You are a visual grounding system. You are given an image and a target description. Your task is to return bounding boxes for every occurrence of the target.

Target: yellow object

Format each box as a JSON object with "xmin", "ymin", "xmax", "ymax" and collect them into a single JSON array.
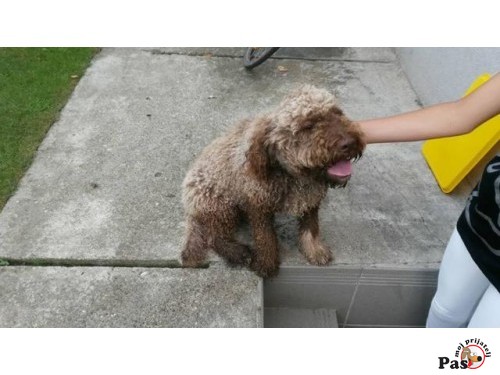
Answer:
[{"xmin": 422, "ymin": 73, "xmax": 500, "ymax": 193}]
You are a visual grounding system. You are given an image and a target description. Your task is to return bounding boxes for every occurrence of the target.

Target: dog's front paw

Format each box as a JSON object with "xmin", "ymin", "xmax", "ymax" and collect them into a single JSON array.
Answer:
[
  {"xmin": 250, "ymin": 258, "xmax": 280, "ymax": 278},
  {"xmin": 303, "ymin": 243, "xmax": 333, "ymax": 266}
]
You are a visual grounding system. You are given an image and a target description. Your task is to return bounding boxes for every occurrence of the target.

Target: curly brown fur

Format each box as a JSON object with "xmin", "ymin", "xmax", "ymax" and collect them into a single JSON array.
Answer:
[{"xmin": 181, "ymin": 85, "xmax": 365, "ymax": 278}]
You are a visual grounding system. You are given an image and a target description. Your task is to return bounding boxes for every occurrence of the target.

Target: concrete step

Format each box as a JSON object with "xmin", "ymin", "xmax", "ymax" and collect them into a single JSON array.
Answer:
[
  {"xmin": 0, "ymin": 266, "xmax": 263, "ymax": 327},
  {"xmin": 264, "ymin": 266, "xmax": 437, "ymax": 328},
  {"xmin": 264, "ymin": 307, "xmax": 339, "ymax": 328}
]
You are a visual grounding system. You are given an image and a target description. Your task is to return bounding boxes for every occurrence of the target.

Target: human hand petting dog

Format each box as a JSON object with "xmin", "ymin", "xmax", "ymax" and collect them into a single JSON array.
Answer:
[
  {"xmin": 181, "ymin": 85, "xmax": 365, "ymax": 278},
  {"xmin": 358, "ymin": 73, "xmax": 500, "ymax": 144}
]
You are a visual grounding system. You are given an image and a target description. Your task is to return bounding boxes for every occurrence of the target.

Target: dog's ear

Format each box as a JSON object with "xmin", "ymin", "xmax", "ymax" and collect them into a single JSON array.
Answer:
[
  {"xmin": 461, "ymin": 348, "xmax": 470, "ymax": 360},
  {"xmin": 246, "ymin": 120, "xmax": 271, "ymax": 181}
]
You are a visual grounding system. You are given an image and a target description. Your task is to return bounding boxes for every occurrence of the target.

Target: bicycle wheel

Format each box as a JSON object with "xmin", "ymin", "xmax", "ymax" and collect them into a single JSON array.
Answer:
[{"xmin": 243, "ymin": 47, "xmax": 279, "ymax": 69}]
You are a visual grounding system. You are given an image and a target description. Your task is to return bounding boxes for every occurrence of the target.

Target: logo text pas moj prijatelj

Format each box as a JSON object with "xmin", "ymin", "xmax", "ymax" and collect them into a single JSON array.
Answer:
[{"xmin": 439, "ymin": 338, "xmax": 491, "ymax": 370}]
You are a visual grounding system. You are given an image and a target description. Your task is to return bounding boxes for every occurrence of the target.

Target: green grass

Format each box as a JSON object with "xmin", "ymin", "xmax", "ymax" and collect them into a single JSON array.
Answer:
[{"xmin": 0, "ymin": 48, "xmax": 99, "ymax": 209}]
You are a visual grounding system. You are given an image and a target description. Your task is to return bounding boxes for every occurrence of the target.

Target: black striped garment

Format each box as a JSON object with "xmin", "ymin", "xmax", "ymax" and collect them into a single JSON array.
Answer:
[{"xmin": 457, "ymin": 154, "xmax": 500, "ymax": 292}]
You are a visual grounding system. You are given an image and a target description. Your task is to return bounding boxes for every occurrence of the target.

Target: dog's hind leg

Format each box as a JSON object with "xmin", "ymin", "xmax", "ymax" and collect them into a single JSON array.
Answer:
[
  {"xmin": 211, "ymin": 208, "xmax": 253, "ymax": 268},
  {"xmin": 213, "ymin": 238, "xmax": 253, "ymax": 268},
  {"xmin": 183, "ymin": 209, "xmax": 252, "ymax": 268},
  {"xmin": 298, "ymin": 205, "xmax": 333, "ymax": 266},
  {"xmin": 181, "ymin": 216, "xmax": 211, "ymax": 268},
  {"xmin": 247, "ymin": 209, "xmax": 280, "ymax": 278}
]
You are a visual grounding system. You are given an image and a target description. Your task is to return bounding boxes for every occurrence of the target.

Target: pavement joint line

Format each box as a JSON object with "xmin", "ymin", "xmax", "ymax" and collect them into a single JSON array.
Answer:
[
  {"xmin": 143, "ymin": 49, "xmax": 395, "ymax": 64},
  {"xmin": 264, "ymin": 56, "xmax": 395, "ymax": 64},
  {"xmin": 144, "ymin": 49, "xmax": 244, "ymax": 59},
  {"xmin": 0, "ymin": 258, "xmax": 212, "ymax": 269},
  {"xmin": 0, "ymin": 258, "xmax": 441, "ymax": 269}
]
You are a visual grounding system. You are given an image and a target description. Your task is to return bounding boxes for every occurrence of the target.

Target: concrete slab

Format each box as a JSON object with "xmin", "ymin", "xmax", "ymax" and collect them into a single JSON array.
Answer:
[
  {"xmin": 0, "ymin": 48, "xmax": 470, "ymax": 269},
  {"xmin": 0, "ymin": 266, "xmax": 262, "ymax": 327}
]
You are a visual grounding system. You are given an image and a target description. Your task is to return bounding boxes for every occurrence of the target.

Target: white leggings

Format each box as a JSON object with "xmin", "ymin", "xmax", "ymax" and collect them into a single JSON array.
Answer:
[{"xmin": 426, "ymin": 228, "xmax": 500, "ymax": 328}]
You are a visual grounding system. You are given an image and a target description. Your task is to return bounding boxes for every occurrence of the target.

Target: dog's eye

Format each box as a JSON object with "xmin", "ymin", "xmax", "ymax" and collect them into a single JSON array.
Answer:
[
  {"xmin": 302, "ymin": 122, "xmax": 314, "ymax": 130},
  {"xmin": 331, "ymin": 107, "xmax": 344, "ymax": 116}
]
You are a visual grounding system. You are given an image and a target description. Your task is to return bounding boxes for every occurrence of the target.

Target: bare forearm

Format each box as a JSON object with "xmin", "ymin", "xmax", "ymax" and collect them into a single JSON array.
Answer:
[
  {"xmin": 359, "ymin": 101, "xmax": 465, "ymax": 143},
  {"xmin": 359, "ymin": 73, "xmax": 500, "ymax": 144}
]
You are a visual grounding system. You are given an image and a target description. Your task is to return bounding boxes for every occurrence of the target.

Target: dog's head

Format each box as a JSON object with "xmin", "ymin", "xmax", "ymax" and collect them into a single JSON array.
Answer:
[
  {"xmin": 461, "ymin": 348, "xmax": 482, "ymax": 363},
  {"xmin": 246, "ymin": 85, "xmax": 365, "ymax": 187}
]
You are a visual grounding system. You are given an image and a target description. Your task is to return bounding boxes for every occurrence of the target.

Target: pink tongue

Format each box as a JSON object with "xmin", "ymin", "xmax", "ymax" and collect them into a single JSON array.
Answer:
[{"xmin": 327, "ymin": 160, "xmax": 352, "ymax": 177}]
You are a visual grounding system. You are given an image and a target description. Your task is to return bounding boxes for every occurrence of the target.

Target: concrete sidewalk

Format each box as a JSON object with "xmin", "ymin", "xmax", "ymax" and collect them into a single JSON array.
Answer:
[{"xmin": 0, "ymin": 48, "xmax": 473, "ymax": 327}]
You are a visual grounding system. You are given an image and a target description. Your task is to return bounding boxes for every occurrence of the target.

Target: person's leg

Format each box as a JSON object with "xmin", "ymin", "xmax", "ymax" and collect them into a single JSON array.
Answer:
[
  {"xmin": 426, "ymin": 228, "xmax": 490, "ymax": 328},
  {"xmin": 468, "ymin": 284, "xmax": 500, "ymax": 327}
]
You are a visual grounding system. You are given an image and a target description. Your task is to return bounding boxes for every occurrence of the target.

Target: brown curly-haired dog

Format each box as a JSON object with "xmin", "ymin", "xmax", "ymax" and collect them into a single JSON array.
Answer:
[{"xmin": 181, "ymin": 85, "xmax": 365, "ymax": 278}]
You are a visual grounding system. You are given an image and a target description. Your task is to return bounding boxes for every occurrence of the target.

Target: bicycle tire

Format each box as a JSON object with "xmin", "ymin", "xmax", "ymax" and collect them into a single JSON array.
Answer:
[{"xmin": 243, "ymin": 47, "xmax": 279, "ymax": 69}]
